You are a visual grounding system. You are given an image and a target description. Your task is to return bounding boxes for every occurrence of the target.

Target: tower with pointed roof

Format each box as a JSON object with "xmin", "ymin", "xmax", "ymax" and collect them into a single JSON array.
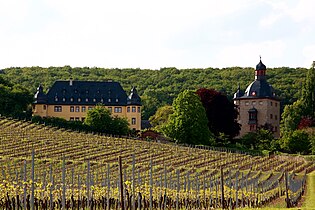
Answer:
[
  {"xmin": 233, "ymin": 58, "xmax": 280, "ymax": 138},
  {"xmin": 33, "ymin": 80, "xmax": 142, "ymax": 130}
]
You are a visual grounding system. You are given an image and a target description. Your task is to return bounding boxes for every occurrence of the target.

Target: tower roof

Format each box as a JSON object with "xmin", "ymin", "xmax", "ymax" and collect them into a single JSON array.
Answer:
[
  {"xmin": 34, "ymin": 84, "xmax": 47, "ymax": 104},
  {"xmin": 256, "ymin": 58, "xmax": 266, "ymax": 70},
  {"xmin": 127, "ymin": 86, "xmax": 142, "ymax": 105}
]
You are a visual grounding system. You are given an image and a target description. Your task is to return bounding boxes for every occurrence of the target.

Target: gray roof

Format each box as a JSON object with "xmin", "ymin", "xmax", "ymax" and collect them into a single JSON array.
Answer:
[
  {"xmin": 242, "ymin": 79, "xmax": 276, "ymax": 99},
  {"xmin": 34, "ymin": 80, "xmax": 141, "ymax": 106}
]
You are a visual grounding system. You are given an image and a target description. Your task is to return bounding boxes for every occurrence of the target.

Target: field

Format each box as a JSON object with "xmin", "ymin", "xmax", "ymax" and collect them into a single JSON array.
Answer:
[{"xmin": 0, "ymin": 117, "xmax": 314, "ymax": 209}]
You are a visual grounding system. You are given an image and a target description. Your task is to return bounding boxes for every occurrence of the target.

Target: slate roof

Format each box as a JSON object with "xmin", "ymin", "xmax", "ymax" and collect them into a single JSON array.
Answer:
[
  {"xmin": 233, "ymin": 59, "xmax": 279, "ymax": 100},
  {"xmin": 34, "ymin": 80, "xmax": 141, "ymax": 106}
]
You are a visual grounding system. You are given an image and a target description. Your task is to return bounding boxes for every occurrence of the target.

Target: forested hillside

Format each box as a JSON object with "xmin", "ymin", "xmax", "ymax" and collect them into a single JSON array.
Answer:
[{"xmin": 1, "ymin": 66, "xmax": 307, "ymax": 119}]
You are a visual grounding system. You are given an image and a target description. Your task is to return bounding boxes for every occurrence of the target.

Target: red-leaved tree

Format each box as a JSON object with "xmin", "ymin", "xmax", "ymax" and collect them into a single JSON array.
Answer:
[{"xmin": 196, "ymin": 88, "xmax": 241, "ymax": 140}]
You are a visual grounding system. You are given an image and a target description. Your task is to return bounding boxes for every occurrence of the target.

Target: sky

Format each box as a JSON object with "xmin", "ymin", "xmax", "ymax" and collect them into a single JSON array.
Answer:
[{"xmin": 1, "ymin": 0, "xmax": 315, "ymax": 70}]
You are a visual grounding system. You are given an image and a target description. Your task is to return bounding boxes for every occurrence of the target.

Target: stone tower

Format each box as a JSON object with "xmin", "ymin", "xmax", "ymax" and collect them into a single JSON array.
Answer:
[{"xmin": 233, "ymin": 58, "xmax": 280, "ymax": 138}]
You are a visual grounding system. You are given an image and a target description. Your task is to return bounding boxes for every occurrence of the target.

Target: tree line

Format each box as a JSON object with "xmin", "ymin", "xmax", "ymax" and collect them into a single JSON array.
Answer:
[{"xmin": 1, "ymin": 65, "xmax": 308, "ymax": 120}]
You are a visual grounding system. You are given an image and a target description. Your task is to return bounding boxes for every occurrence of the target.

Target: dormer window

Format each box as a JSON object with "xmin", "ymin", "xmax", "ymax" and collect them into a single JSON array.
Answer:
[
  {"xmin": 70, "ymin": 97, "xmax": 74, "ymax": 102},
  {"xmin": 55, "ymin": 96, "xmax": 58, "ymax": 102},
  {"xmin": 78, "ymin": 98, "xmax": 81, "ymax": 102},
  {"xmin": 86, "ymin": 98, "xmax": 89, "ymax": 102},
  {"xmin": 62, "ymin": 98, "xmax": 66, "ymax": 102},
  {"xmin": 93, "ymin": 98, "xmax": 96, "ymax": 102},
  {"xmin": 100, "ymin": 98, "xmax": 104, "ymax": 103},
  {"xmin": 108, "ymin": 98, "xmax": 111, "ymax": 102},
  {"xmin": 116, "ymin": 98, "xmax": 119, "ymax": 102}
]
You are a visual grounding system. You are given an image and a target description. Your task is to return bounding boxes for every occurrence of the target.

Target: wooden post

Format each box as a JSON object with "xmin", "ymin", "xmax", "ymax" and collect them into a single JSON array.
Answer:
[
  {"xmin": 220, "ymin": 167, "xmax": 224, "ymax": 210},
  {"xmin": 87, "ymin": 160, "xmax": 90, "ymax": 208},
  {"xmin": 23, "ymin": 160, "xmax": 27, "ymax": 210},
  {"xmin": 119, "ymin": 156, "xmax": 125, "ymax": 210},
  {"xmin": 62, "ymin": 156, "xmax": 66, "ymax": 210},
  {"xmin": 150, "ymin": 157, "xmax": 153, "ymax": 210},
  {"xmin": 132, "ymin": 154, "xmax": 135, "ymax": 210},
  {"xmin": 107, "ymin": 163, "xmax": 110, "ymax": 210},
  {"xmin": 285, "ymin": 171, "xmax": 290, "ymax": 208},
  {"xmin": 31, "ymin": 149, "xmax": 35, "ymax": 210}
]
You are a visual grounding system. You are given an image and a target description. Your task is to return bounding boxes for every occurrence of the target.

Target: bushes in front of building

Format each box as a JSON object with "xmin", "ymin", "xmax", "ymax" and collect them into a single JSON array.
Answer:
[{"xmin": 31, "ymin": 112, "xmax": 130, "ymax": 136}]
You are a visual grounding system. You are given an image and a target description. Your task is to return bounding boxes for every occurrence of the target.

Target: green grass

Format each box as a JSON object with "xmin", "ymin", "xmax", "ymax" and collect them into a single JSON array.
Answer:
[{"xmin": 302, "ymin": 171, "xmax": 315, "ymax": 209}]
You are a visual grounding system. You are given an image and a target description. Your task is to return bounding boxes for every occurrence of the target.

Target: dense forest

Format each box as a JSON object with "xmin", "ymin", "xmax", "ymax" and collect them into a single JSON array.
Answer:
[{"xmin": 1, "ymin": 66, "xmax": 308, "ymax": 119}]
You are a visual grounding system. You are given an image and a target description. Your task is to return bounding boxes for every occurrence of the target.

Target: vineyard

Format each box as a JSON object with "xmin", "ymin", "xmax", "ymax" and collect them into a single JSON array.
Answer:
[{"xmin": 0, "ymin": 118, "xmax": 314, "ymax": 209}]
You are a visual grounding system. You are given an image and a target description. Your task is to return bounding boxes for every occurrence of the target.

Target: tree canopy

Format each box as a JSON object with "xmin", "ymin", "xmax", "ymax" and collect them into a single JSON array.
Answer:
[
  {"xmin": 196, "ymin": 88, "xmax": 240, "ymax": 140},
  {"xmin": 162, "ymin": 90, "xmax": 214, "ymax": 145},
  {"xmin": 84, "ymin": 105, "xmax": 129, "ymax": 135},
  {"xmin": 0, "ymin": 76, "xmax": 33, "ymax": 118}
]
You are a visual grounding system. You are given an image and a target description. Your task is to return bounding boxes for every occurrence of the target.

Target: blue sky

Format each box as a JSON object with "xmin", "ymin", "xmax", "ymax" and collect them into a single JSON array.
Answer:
[{"xmin": 1, "ymin": 0, "xmax": 315, "ymax": 69}]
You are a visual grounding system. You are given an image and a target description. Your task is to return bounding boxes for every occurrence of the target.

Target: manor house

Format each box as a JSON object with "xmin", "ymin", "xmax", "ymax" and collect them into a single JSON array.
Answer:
[
  {"xmin": 233, "ymin": 59, "xmax": 280, "ymax": 138},
  {"xmin": 33, "ymin": 80, "xmax": 142, "ymax": 130}
]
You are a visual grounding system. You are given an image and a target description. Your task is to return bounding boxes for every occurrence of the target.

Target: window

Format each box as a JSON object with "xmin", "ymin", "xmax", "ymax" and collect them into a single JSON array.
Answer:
[
  {"xmin": 275, "ymin": 102, "xmax": 278, "ymax": 107},
  {"xmin": 70, "ymin": 97, "xmax": 74, "ymax": 102},
  {"xmin": 93, "ymin": 98, "xmax": 96, "ymax": 102},
  {"xmin": 82, "ymin": 106, "xmax": 86, "ymax": 112},
  {"xmin": 127, "ymin": 107, "xmax": 130, "ymax": 112},
  {"xmin": 252, "ymin": 101, "xmax": 256, "ymax": 105},
  {"xmin": 108, "ymin": 107, "xmax": 112, "ymax": 113},
  {"xmin": 138, "ymin": 107, "xmax": 141, "ymax": 113},
  {"xmin": 116, "ymin": 98, "xmax": 119, "ymax": 102},
  {"xmin": 245, "ymin": 101, "xmax": 249, "ymax": 106},
  {"xmin": 275, "ymin": 115, "xmax": 278, "ymax": 120},
  {"xmin": 70, "ymin": 117, "xmax": 74, "ymax": 121},
  {"xmin": 114, "ymin": 107, "xmax": 122, "ymax": 113},
  {"xmin": 62, "ymin": 97, "xmax": 66, "ymax": 102},
  {"xmin": 75, "ymin": 117, "xmax": 80, "ymax": 121},
  {"xmin": 43, "ymin": 105, "xmax": 46, "ymax": 110},
  {"xmin": 101, "ymin": 98, "xmax": 104, "ymax": 103},
  {"xmin": 259, "ymin": 101, "xmax": 263, "ymax": 105},
  {"xmin": 55, "ymin": 97, "xmax": 58, "ymax": 102},
  {"xmin": 81, "ymin": 117, "xmax": 85, "ymax": 122},
  {"xmin": 78, "ymin": 98, "xmax": 81, "ymax": 102},
  {"xmin": 88, "ymin": 106, "xmax": 93, "ymax": 110},
  {"xmin": 54, "ymin": 106, "xmax": 62, "ymax": 112},
  {"xmin": 70, "ymin": 106, "xmax": 74, "ymax": 112},
  {"xmin": 75, "ymin": 106, "xmax": 80, "ymax": 112},
  {"xmin": 275, "ymin": 126, "xmax": 278, "ymax": 132},
  {"xmin": 85, "ymin": 98, "xmax": 89, "ymax": 102},
  {"xmin": 270, "ymin": 101, "xmax": 273, "ymax": 106},
  {"xmin": 132, "ymin": 106, "xmax": 136, "ymax": 112},
  {"xmin": 270, "ymin": 114, "xmax": 273, "ymax": 119},
  {"xmin": 108, "ymin": 98, "xmax": 111, "ymax": 102},
  {"xmin": 132, "ymin": 118, "xmax": 136, "ymax": 125}
]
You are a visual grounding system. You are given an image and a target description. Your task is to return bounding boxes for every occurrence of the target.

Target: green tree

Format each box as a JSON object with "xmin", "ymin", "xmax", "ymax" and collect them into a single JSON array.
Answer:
[
  {"xmin": 280, "ymin": 130, "xmax": 310, "ymax": 154},
  {"xmin": 162, "ymin": 90, "xmax": 214, "ymax": 145},
  {"xmin": 84, "ymin": 105, "xmax": 129, "ymax": 135},
  {"xmin": 111, "ymin": 116, "xmax": 129, "ymax": 135},
  {"xmin": 84, "ymin": 105, "xmax": 113, "ymax": 133},
  {"xmin": 149, "ymin": 105, "xmax": 173, "ymax": 132},
  {"xmin": 301, "ymin": 61, "xmax": 315, "ymax": 117}
]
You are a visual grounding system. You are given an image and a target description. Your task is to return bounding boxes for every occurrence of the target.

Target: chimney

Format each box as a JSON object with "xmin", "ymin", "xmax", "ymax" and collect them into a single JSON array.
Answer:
[{"xmin": 69, "ymin": 78, "xmax": 73, "ymax": 86}]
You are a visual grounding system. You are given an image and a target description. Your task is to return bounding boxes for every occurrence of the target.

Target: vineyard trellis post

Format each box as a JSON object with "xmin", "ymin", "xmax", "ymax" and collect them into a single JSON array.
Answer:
[
  {"xmin": 31, "ymin": 149, "xmax": 35, "ymax": 210},
  {"xmin": 62, "ymin": 155, "xmax": 66, "ymax": 210},
  {"xmin": 285, "ymin": 171, "xmax": 290, "ymax": 208},
  {"xmin": 119, "ymin": 156, "xmax": 125, "ymax": 210},
  {"xmin": 220, "ymin": 167, "xmax": 224, "ymax": 210}
]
